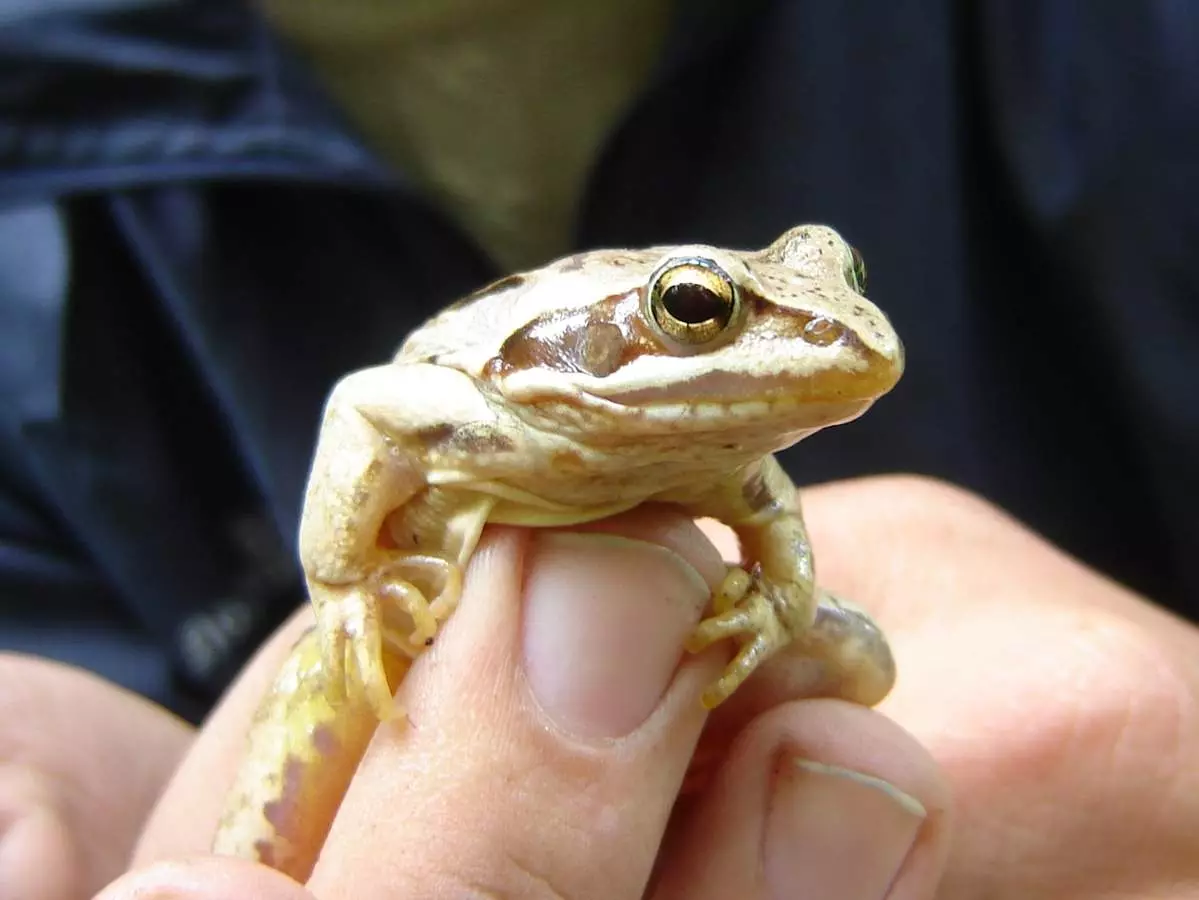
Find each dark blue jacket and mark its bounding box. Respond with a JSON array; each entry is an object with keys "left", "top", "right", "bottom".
[{"left": 3, "top": 0, "right": 1196, "bottom": 720}]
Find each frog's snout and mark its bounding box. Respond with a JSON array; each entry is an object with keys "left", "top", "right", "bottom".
[{"left": 864, "top": 335, "right": 905, "bottom": 398}]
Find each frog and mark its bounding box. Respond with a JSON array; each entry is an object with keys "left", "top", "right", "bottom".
[{"left": 211, "top": 224, "right": 906, "bottom": 879}]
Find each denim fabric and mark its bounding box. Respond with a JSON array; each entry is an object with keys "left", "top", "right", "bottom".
[{"left": 2, "top": 0, "right": 1197, "bottom": 718}]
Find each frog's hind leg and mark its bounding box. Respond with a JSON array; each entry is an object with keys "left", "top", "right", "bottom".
[{"left": 213, "top": 625, "right": 401, "bottom": 881}]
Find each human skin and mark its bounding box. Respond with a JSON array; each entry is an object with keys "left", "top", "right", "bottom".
[{"left": 3, "top": 476, "right": 1198, "bottom": 898}]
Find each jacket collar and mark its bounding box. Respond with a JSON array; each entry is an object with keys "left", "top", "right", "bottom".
[
  {"left": 0, "top": 0, "right": 760, "bottom": 200},
  {"left": 0, "top": 0, "right": 394, "bottom": 199}
]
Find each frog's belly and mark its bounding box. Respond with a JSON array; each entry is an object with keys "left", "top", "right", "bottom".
[
  {"left": 477, "top": 452, "right": 727, "bottom": 525},
  {"left": 487, "top": 496, "right": 644, "bottom": 528}
]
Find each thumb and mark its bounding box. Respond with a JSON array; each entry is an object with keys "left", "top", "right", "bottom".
[{"left": 653, "top": 699, "right": 952, "bottom": 900}]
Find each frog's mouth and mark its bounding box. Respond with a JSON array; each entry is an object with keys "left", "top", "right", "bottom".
[
  {"left": 583, "top": 390, "right": 880, "bottom": 435},
  {"left": 500, "top": 379, "right": 880, "bottom": 442},
  {"left": 494, "top": 338, "right": 903, "bottom": 436},
  {"left": 596, "top": 364, "right": 901, "bottom": 407}
]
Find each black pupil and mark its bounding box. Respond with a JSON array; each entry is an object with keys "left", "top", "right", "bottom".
[{"left": 661, "top": 282, "right": 725, "bottom": 324}]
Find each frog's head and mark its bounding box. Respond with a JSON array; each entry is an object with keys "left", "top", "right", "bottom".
[{"left": 484, "top": 225, "right": 904, "bottom": 448}]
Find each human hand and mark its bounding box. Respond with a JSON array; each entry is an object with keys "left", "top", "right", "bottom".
[
  {"left": 778, "top": 476, "right": 1198, "bottom": 898},
  {"left": 101, "top": 504, "right": 950, "bottom": 899},
  {"left": 19, "top": 475, "right": 1195, "bottom": 899},
  {"left": 0, "top": 652, "right": 192, "bottom": 900}
]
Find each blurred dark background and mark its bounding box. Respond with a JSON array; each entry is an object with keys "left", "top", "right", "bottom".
[{"left": 1, "top": 0, "right": 1196, "bottom": 722}]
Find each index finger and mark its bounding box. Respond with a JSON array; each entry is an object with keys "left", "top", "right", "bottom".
[{"left": 134, "top": 508, "right": 730, "bottom": 894}]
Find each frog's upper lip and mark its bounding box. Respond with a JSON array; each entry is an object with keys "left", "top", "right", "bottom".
[{"left": 598, "top": 354, "right": 903, "bottom": 407}]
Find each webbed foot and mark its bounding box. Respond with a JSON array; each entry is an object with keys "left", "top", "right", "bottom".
[
  {"left": 685, "top": 565, "right": 807, "bottom": 708},
  {"left": 685, "top": 569, "right": 895, "bottom": 709}
]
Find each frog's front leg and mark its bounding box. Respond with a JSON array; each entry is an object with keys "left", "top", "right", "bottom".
[
  {"left": 673, "top": 455, "right": 895, "bottom": 708},
  {"left": 213, "top": 364, "right": 497, "bottom": 873},
  {"left": 297, "top": 363, "right": 497, "bottom": 720}
]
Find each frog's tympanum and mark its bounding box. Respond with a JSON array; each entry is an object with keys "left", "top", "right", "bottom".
[{"left": 212, "top": 225, "right": 905, "bottom": 877}]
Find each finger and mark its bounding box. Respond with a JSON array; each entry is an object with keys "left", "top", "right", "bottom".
[
  {"left": 134, "top": 610, "right": 316, "bottom": 866},
  {"left": 653, "top": 699, "right": 951, "bottom": 900},
  {"left": 95, "top": 855, "right": 312, "bottom": 900},
  {"left": 784, "top": 475, "right": 1199, "bottom": 897},
  {"left": 136, "top": 507, "right": 730, "bottom": 897},
  {"left": 0, "top": 654, "right": 192, "bottom": 900},
  {"left": 308, "top": 510, "right": 730, "bottom": 899}
]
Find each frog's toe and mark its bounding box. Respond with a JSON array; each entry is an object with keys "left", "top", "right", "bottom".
[
  {"left": 700, "top": 631, "right": 778, "bottom": 708},
  {"left": 686, "top": 587, "right": 780, "bottom": 651},
  {"left": 398, "top": 554, "right": 463, "bottom": 623},
  {"left": 685, "top": 603, "right": 757, "bottom": 652},
  {"left": 689, "top": 590, "right": 791, "bottom": 708},
  {"left": 316, "top": 586, "right": 394, "bottom": 720},
  {"left": 714, "top": 566, "right": 752, "bottom": 614},
  {"left": 349, "top": 629, "right": 395, "bottom": 720},
  {"left": 390, "top": 581, "right": 438, "bottom": 644}
]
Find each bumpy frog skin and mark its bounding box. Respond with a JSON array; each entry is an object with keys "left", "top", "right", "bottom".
[{"left": 212, "top": 225, "right": 906, "bottom": 878}]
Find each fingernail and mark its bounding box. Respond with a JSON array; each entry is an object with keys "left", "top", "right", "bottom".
[
  {"left": 522, "top": 532, "right": 711, "bottom": 738},
  {"left": 765, "top": 758, "right": 925, "bottom": 900}
]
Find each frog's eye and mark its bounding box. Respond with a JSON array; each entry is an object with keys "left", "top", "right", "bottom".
[
  {"left": 846, "top": 246, "right": 868, "bottom": 294},
  {"left": 648, "top": 260, "right": 738, "bottom": 345}
]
